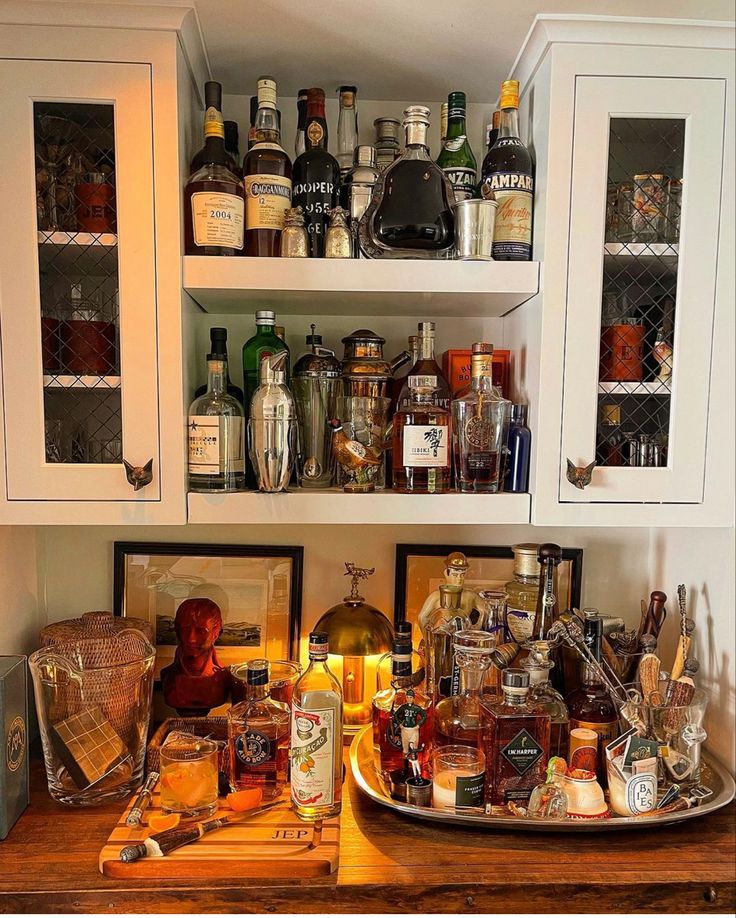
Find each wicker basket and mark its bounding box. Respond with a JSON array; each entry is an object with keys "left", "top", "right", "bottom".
[
  {"left": 147, "top": 716, "right": 229, "bottom": 775},
  {"left": 40, "top": 610, "right": 155, "bottom": 647}
]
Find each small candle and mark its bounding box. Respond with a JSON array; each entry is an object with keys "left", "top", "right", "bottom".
[
  {"left": 432, "top": 745, "right": 486, "bottom": 809},
  {"left": 433, "top": 768, "right": 483, "bottom": 808}
]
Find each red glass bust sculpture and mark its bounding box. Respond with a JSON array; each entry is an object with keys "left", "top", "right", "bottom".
[{"left": 161, "top": 598, "right": 231, "bottom": 715}]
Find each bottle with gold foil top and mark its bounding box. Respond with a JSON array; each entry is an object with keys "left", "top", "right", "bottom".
[
  {"left": 504, "top": 544, "right": 540, "bottom": 644},
  {"left": 479, "top": 79, "right": 534, "bottom": 261},
  {"left": 280, "top": 206, "right": 309, "bottom": 258},
  {"left": 242, "top": 77, "right": 292, "bottom": 257},
  {"left": 324, "top": 206, "right": 353, "bottom": 258}
]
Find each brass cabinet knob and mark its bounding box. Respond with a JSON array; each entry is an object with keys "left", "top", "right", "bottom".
[
  {"left": 566, "top": 459, "right": 595, "bottom": 490},
  {"left": 123, "top": 458, "right": 154, "bottom": 491}
]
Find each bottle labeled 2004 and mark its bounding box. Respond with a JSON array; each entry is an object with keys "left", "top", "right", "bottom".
[
  {"left": 291, "top": 632, "right": 343, "bottom": 821},
  {"left": 479, "top": 80, "right": 534, "bottom": 261}
]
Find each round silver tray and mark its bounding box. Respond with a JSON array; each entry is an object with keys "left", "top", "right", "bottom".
[{"left": 349, "top": 725, "right": 735, "bottom": 832}]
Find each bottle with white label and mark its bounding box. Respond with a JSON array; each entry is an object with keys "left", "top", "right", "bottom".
[
  {"left": 188, "top": 355, "right": 246, "bottom": 492},
  {"left": 291, "top": 632, "right": 343, "bottom": 821},
  {"left": 392, "top": 376, "right": 451, "bottom": 493},
  {"left": 184, "top": 84, "right": 245, "bottom": 256},
  {"left": 436, "top": 90, "right": 477, "bottom": 202}
]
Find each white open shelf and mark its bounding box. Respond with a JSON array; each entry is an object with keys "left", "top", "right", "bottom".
[
  {"left": 598, "top": 381, "right": 671, "bottom": 395},
  {"left": 43, "top": 375, "right": 121, "bottom": 389},
  {"left": 182, "top": 256, "right": 539, "bottom": 317},
  {"left": 188, "top": 490, "right": 531, "bottom": 525}
]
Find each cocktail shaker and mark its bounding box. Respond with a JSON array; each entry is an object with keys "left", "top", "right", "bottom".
[
  {"left": 292, "top": 326, "right": 341, "bottom": 489},
  {"left": 247, "top": 351, "right": 297, "bottom": 492}
]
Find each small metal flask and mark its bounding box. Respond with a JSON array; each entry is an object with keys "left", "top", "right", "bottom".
[
  {"left": 280, "top": 205, "right": 309, "bottom": 258},
  {"left": 247, "top": 351, "right": 298, "bottom": 492},
  {"left": 324, "top": 206, "right": 353, "bottom": 258}
]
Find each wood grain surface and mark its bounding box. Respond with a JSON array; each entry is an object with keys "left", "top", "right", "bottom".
[{"left": 0, "top": 757, "right": 733, "bottom": 913}]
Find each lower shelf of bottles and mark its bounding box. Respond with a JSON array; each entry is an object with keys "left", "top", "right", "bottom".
[{"left": 187, "top": 489, "right": 531, "bottom": 525}]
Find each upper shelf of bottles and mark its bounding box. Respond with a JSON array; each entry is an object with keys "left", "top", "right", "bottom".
[{"left": 182, "top": 256, "right": 540, "bottom": 317}]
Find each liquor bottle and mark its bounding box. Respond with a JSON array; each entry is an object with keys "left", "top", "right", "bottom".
[
  {"left": 247, "top": 95, "right": 257, "bottom": 150},
  {"left": 188, "top": 354, "right": 246, "bottom": 492},
  {"left": 242, "top": 77, "right": 292, "bottom": 257},
  {"left": 224, "top": 120, "right": 241, "bottom": 175},
  {"left": 439, "top": 102, "right": 448, "bottom": 147},
  {"left": 417, "top": 551, "right": 483, "bottom": 641},
  {"left": 452, "top": 342, "right": 510, "bottom": 493},
  {"left": 372, "top": 638, "right": 433, "bottom": 780},
  {"left": 291, "top": 632, "right": 343, "bottom": 821},
  {"left": 190, "top": 82, "right": 238, "bottom": 175},
  {"left": 295, "top": 89, "right": 308, "bottom": 158},
  {"left": 530, "top": 544, "right": 563, "bottom": 642},
  {"left": 373, "top": 117, "right": 401, "bottom": 172},
  {"left": 567, "top": 612, "right": 618, "bottom": 782},
  {"left": 478, "top": 110, "right": 501, "bottom": 187},
  {"left": 340, "top": 145, "right": 379, "bottom": 245},
  {"left": 392, "top": 376, "right": 451, "bottom": 493},
  {"left": 359, "top": 106, "right": 455, "bottom": 259},
  {"left": 435, "top": 629, "right": 495, "bottom": 747},
  {"left": 479, "top": 80, "right": 534, "bottom": 261},
  {"left": 375, "top": 621, "right": 425, "bottom": 693},
  {"left": 242, "top": 310, "right": 290, "bottom": 411},
  {"left": 504, "top": 544, "right": 540, "bottom": 645},
  {"left": 194, "top": 327, "right": 244, "bottom": 404},
  {"left": 479, "top": 668, "right": 551, "bottom": 808},
  {"left": 336, "top": 85, "right": 359, "bottom": 178},
  {"left": 424, "top": 584, "right": 469, "bottom": 701},
  {"left": 523, "top": 641, "right": 569, "bottom": 759},
  {"left": 184, "top": 88, "right": 245, "bottom": 257},
  {"left": 292, "top": 88, "right": 340, "bottom": 258},
  {"left": 504, "top": 404, "right": 531, "bottom": 492},
  {"left": 227, "top": 659, "right": 290, "bottom": 800},
  {"left": 397, "top": 322, "right": 452, "bottom": 411},
  {"left": 436, "top": 91, "right": 477, "bottom": 202}
]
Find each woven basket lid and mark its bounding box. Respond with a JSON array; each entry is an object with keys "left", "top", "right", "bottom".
[{"left": 40, "top": 610, "right": 155, "bottom": 647}]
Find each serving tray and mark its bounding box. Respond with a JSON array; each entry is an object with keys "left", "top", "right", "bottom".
[{"left": 349, "top": 725, "right": 735, "bottom": 832}]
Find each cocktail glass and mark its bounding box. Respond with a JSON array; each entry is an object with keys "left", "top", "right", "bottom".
[{"left": 160, "top": 731, "right": 219, "bottom": 818}]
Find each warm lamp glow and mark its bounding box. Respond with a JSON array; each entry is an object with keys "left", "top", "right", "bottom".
[{"left": 328, "top": 652, "right": 384, "bottom": 731}]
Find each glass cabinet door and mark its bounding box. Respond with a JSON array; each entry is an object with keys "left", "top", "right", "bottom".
[
  {"left": 0, "top": 60, "right": 159, "bottom": 501},
  {"left": 560, "top": 76, "right": 726, "bottom": 503}
]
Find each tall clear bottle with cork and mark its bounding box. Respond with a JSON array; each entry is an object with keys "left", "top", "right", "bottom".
[{"left": 504, "top": 544, "right": 540, "bottom": 645}]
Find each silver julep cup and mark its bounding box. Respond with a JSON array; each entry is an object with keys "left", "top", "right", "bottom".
[{"left": 452, "top": 199, "right": 497, "bottom": 261}]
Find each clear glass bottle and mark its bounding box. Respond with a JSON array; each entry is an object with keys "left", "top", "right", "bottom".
[
  {"left": 452, "top": 342, "right": 510, "bottom": 493},
  {"left": 479, "top": 668, "right": 551, "bottom": 808},
  {"left": 435, "top": 629, "right": 495, "bottom": 747},
  {"left": 359, "top": 106, "right": 455, "bottom": 259},
  {"left": 504, "top": 544, "right": 540, "bottom": 645},
  {"left": 436, "top": 91, "right": 477, "bottom": 202},
  {"left": 417, "top": 552, "right": 482, "bottom": 641},
  {"left": 397, "top": 321, "right": 452, "bottom": 412},
  {"left": 372, "top": 638, "right": 433, "bottom": 780},
  {"left": 391, "top": 377, "right": 451, "bottom": 493},
  {"left": 291, "top": 632, "right": 343, "bottom": 821},
  {"left": 523, "top": 641, "right": 569, "bottom": 759},
  {"left": 227, "top": 659, "right": 290, "bottom": 799},
  {"left": 425, "top": 584, "right": 470, "bottom": 701},
  {"left": 188, "top": 355, "right": 245, "bottom": 492},
  {"left": 336, "top": 85, "right": 359, "bottom": 178}
]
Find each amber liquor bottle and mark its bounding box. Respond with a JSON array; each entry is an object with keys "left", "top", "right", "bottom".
[
  {"left": 242, "top": 77, "right": 292, "bottom": 257},
  {"left": 392, "top": 377, "right": 451, "bottom": 493},
  {"left": 227, "top": 659, "right": 290, "bottom": 800},
  {"left": 190, "top": 82, "right": 238, "bottom": 175},
  {"left": 480, "top": 668, "right": 550, "bottom": 808},
  {"left": 479, "top": 80, "right": 534, "bottom": 261}
]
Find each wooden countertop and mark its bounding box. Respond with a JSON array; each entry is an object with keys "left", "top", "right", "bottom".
[{"left": 1, "top": 757, "right": 734, "bottom": 914}]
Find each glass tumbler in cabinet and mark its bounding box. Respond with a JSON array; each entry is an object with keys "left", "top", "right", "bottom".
[
  {"left": 0, "top": 60, "right": 160, "bottom": 503},
  {"left": 560, "top": 76, "right": 726, "bottom": 504}
]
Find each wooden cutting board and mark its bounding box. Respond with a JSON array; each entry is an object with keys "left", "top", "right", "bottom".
[{"left": 99, "top": 787, "right": 340, "bottom": 879}]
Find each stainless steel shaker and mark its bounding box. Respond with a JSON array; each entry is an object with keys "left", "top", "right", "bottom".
[
  {"left": 292, "top": 326, "right": 341, "bottom": 489},
  {"left": 247, "top": 351, "right": 297, "bottom": 492}
]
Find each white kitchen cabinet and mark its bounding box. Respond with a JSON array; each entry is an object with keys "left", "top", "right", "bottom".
[
  {"left": 513, "top": 17, "right": 735, "bottom": 526},
  {"left": 0, "top": 11, "right": 206, "bottom": 523}
]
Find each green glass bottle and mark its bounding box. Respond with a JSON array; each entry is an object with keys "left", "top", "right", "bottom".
[
  {"left": 436, "top": 91, "right": 477, "bottom": 202},
  {"left": 242, "top": 309, "right": 289, "bottom": 411}
]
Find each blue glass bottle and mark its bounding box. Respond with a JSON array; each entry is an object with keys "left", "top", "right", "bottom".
[{"left": 505, "top": 404, "right": 531, "bottom": 492}]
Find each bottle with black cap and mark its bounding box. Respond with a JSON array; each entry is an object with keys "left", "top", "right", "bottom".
[
  {"left": 291, "top": 632, "right": 343, "bottom": 821},
  {"left": 227, "top": 659, "right": 290, "bottom": 800},
  {"left": 480, "top": 667, "right": 551, "bottom": 807},
  {"left": 190, "top": 82, "right": 238, "bottom": 175},
  {"left": 375, "top": 621, "right": 426, "bottom": 693},
  {"left": 223, "top": 120, "right": 241, "bottom": 175},
  {"left": 194, "top": 327, "right": 244, "bottom": 404}
]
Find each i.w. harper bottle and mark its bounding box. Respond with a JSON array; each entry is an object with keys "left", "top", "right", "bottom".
[{"left": 359, "top": 106, "right": 455, "bottom": 259}]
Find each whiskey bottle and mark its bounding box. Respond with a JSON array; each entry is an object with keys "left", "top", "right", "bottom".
[
  {"left": 435, "top": 629, "right": 496, "bottom": 747},
  {"left": 391, "top": 376, "right": 451, "bottom": 493},
  {"left": 436, "top": 91, "right": 477, "bottom": 202},
  {"left": 247, "top": 94, "right": 257, "bottom": 151},
  {"left": 480, "top": 668, "right": 550, "bottom": 808},
  {"left": 227, "top": 659, "right": 290, "bottom": 800},
  {"left": 291, "top": 632, "right": 343, "bottom": 821},
  {"left": 194, "top": 327, "right": 244, "bottom": 404},
  {"left": 188, "top": 355, "right": 245, "bottom": 492},
  {"left": 184, "top": 85, "right": 245, "bottom": 257},
  {"left": 242, "top": 77, "right": 292, "bottom": 257},
  {"left": 452, "top": 342, "right": 510, "bottom": 493},
  {"left": 190, "top": 81, "right": 238, "bottom": 175},
  {"left": 292, "top": 88, "right": 341, "bottom": 257},
  {"left": 397, "top": 321, "right": 452, "bottom": 411},
  {"left": 479, "top": 80, "right": 534, "bottom": 261},
  {"left": 372, "top": 638, "right": 433, "bottom": 780}
]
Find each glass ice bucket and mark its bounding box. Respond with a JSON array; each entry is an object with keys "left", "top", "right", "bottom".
[{"left": 29, "top": 628, "right": 155, "bottom": 806}]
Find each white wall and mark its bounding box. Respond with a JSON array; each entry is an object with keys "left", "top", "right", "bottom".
[{"left": 0, "top": 526, "right": 41, "bottom": 656}]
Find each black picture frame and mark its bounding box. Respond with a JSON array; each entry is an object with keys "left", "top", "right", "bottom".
[
  {"left": 393, "top": 543, "right": 584, "bottom": 628},
  {"left": 113, "top": 542, "right": 303, "bottom": 664}
]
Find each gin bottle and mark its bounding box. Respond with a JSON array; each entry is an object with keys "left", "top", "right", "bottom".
[{"left": 188, "top": 355, "right": 245, "bottom": 492}]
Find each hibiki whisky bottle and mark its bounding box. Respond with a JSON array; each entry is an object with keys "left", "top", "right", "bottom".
[
  {"left": 392, "top": 377, "right": 451, "bottom": 493},
  {"left": 227, "top": 660, "right": 290, "bottom": 800}
]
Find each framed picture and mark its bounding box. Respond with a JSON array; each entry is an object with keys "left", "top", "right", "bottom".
[
  {"left": 114, "top": 543, "right": 303, "bottom": 679},
  {"left": 394, "top": 544, "right": 583, "bottom": 631}
]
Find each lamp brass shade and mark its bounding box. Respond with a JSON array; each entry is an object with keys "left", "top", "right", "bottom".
[{"left": 314, "top": 600, "right": 393, "bottom": 657}]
